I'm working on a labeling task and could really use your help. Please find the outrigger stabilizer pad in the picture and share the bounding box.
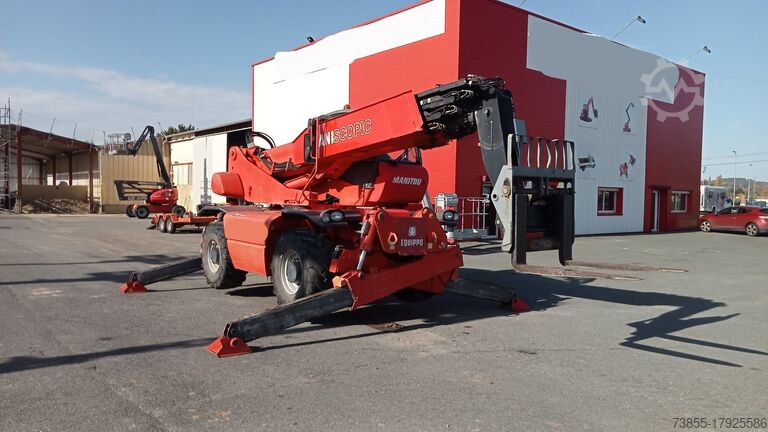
[510,295,530,313]
[121,280,148,294]
[207,335,252,357]
[120,257,203,294]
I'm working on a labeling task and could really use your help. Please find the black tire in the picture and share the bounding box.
[165,217,177,234]
[171,205,186,218]
[135,205,150,219]
[157,218,167,233]
[125,205,136,218]
[700,220,711,232]
[745,222,759,237]
[202,221,247,289]
[270,230,333,305]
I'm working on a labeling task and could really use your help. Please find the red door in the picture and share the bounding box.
[721,207,746,230]
[733,208,753,230]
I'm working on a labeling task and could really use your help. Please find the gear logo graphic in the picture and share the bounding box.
[640,58,704,122]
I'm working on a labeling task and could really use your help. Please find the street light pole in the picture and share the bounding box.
[611,16,646,41]
[732,150,737,204]
[748,163,752,201]
[686,45,711,61]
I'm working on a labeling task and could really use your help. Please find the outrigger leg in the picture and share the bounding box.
[120,257,202,293]
[446,278,530,312]
[207,288,355,357]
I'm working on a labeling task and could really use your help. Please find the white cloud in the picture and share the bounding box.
[0,51,249,143]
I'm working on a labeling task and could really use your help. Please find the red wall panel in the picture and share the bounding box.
[644,65,705,231]
[455,0,567,197]
[348,0,461,196]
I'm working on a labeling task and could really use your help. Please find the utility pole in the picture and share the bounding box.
[732,150,737,204]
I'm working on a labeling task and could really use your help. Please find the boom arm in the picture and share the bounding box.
[110,125,172,188]
[214,76,518,204]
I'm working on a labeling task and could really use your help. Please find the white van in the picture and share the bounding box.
[700,185,730,213]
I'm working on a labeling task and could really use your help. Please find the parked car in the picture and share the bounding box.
[698,206,768,236]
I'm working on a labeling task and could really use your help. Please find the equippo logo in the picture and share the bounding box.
[408,226,417,237]
[640,58,704,122]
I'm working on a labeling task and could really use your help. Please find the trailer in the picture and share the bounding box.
[151,212,217,234]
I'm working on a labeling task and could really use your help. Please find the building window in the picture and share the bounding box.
[172,163,192,186]
[598,187,623,215]
[671,191,689,213]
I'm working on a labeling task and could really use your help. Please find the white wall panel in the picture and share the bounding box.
[252,0,446,146]
[170,139,194,164]
[191,134,228,209]
[526,16,677,234]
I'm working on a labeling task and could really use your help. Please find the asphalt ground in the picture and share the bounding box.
[0,214,766,431]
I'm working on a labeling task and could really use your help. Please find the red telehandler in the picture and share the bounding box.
[111,125,186,219]
[122,76,577,356]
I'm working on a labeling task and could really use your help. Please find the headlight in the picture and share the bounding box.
[442,210,459,222]
[321,210,345,223]
[329,211,345,222]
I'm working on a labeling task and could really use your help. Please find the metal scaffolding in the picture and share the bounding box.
[0,99,11,212]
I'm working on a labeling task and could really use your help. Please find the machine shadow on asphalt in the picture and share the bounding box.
[1,265,766,376]
[0,338,213,375]
[461,268,768,368]
[0,254,200,286]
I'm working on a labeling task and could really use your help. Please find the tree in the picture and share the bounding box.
[714,175,724,186]
[159,124,195,137]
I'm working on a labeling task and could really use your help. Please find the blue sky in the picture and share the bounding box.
[2,0,766,180]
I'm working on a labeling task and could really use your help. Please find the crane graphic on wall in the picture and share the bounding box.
[580,97,598,122]
[619,153,637,178]
[623,102,635,133]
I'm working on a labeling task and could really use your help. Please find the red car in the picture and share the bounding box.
[699,206,768,236]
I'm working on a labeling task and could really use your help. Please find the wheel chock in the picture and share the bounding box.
[121,280,148,293]
[206,336,252,357]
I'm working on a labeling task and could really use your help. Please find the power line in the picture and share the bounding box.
[703,158,768,167]
[703,152,768,160]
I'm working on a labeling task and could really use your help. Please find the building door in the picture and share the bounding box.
[652,190,661,232]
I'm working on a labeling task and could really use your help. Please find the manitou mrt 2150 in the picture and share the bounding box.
[199,75,576,355]
[122,76,576,356]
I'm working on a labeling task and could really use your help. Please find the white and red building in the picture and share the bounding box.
[246,0,705,235]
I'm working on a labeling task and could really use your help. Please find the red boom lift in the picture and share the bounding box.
[111,125,186,219]
[122,76,577,356]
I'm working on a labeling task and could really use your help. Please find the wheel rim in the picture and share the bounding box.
[747,224,757,236]
[206,239,221,273]
[166,218,173,231]
[280,250,302,295]
[701,221,711,231]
